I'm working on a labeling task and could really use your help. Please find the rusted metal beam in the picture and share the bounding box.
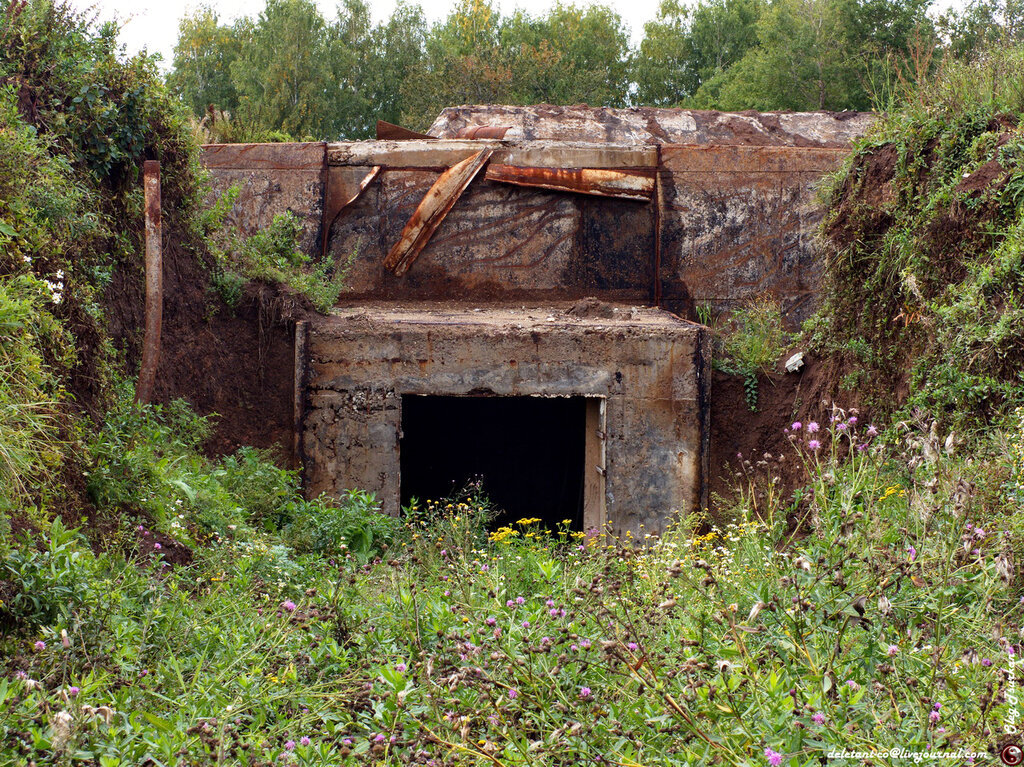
[136,160,162,404]
[384,148,493,277]
[484,164,655,202]
[322,165,381,257]
[456,125,511,139]
[376,120,435,141]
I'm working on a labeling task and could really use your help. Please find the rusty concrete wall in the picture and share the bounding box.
[199,111,866,320]
[429,105,874,147]
[201,142,326,255]
[658,145,848,323]
[302,305,711,537]
[326,140,657,302]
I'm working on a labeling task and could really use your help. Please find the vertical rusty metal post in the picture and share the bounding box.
[292,320,309,470]
[135,160,162,404]
[653,145,663,308]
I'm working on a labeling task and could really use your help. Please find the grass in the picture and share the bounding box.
[711,297,794,410]
[2,401,1021,765]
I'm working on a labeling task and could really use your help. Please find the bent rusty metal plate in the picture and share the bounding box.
[322,165,381,256]
[485,164,655,202]
[383,148,493,276]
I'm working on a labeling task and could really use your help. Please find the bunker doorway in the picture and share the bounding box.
[399,395,606,533]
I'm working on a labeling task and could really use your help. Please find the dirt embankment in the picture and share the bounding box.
[105,217,313,463]
[708,353,864,516]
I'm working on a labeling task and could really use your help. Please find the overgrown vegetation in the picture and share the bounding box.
[709,297,793,410]
[813,44,1024,430]
[3,409,1022,763]
[7,0,1024,764]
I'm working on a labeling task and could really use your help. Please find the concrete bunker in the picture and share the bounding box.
[300,304,710,538]
[203,105,871,536]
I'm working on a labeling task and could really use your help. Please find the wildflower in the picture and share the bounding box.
[395,662,407,672]
[628,642,639,651]
[929,711,940,724]
[907,546,917,562]
[516,596,525,605]
[281,600,297,612]
[506,600,514,607]
[522,621,530,628]
[867,425,878,436]
[154,542,162,550]
[845,680,858,690]
[933,702,941,711]
[579,686,592,699]
[848,416,858,425]
[33,640,45,651]
[811,712,825,725]
[546,599,555,607]
[887,645,898,657]
[765,747,784,766]
[300,736,311,746]
[486,617,496,626]
[807,422,820,433]
[982,658,993,667]
[836,423,847,432]
[68,686,80,697]
[374,734,386,743]
[61,629,70,649]
[580,638,591,649]
[285,740,296,751]
[808,440,821,451]
[508,688,518,699]
[791,421,802,431]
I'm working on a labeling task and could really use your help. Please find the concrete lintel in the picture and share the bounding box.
[327,140,659,169]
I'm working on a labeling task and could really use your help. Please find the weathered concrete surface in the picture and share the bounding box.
[658,145,848,322]
[302,302,711,536]
[201,142,326,255]
[429,105,874,147]
[329,164,657,303]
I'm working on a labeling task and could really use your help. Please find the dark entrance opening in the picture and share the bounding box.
[400,395,586,531]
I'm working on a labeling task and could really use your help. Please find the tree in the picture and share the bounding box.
[697,0,935,111]
[635,0,762,107]
[167,8,242,117]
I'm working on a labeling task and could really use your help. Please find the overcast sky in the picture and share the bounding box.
[72,0,961,70]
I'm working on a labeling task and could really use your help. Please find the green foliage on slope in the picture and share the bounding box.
[813,44,1024,429]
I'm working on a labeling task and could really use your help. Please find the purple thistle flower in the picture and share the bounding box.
[395,662,407,672]
[929,710,940,724]
[765,747,784,766]
[33,641,45,651]
[68,686,80,697]
[486,617,496,626]
[887,645,898,656]
[982,658,993,666]
[807,422,820,433]
[374,734,386,743]
[836,423,847,431]
[285,740,296,751]
[791,421,802,431]
[508,688,518,699]
[506,600,514,607]
[628,642,639,651]
[153,542,161,550]
[808,440,821,451]
[867,425,878,437]
[300,736,311,746]
[579,686,592,699]
[281,600,296,612]
[811,712,825,725]
[907,546,917,562]
[848,416,858,425]
[515,596,525,605]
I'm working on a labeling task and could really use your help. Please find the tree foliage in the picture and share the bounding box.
[167,0,1021,139]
